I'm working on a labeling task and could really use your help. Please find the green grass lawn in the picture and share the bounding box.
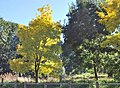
[63,73,114,83]
[1,73,119,88]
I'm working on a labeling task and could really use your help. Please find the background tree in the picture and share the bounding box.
[97,0,120,81]
[0,18,18,74]
[62,2,105,75]
[62,1,120,87]
[9,5,62,83]
[97,0,120,49]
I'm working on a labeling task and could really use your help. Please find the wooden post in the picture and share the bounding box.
[14,82,17,88]
[68,82,72,88]
[59,75,62,82]
[60,83,63,88]
[44,84,47,88]
[1,78,4,83]
[24,83,27,88]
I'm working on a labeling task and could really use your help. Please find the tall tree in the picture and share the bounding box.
[97,0,120,81]
[0,18,18,74]
[62,2,120,88]
[9,5,62,83]
[62,2,105,75]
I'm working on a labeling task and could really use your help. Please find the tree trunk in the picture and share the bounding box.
[103,66,106,73]
[35,58,39,83]
[35,70,38,83]
[59,75,62,82]
[34,54,41,83]
[95,82,99,88]
[93,60,99,88]
[108,70,113,78]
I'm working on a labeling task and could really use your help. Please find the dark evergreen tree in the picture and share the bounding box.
[0,18,19,74]
[62,2,105,74]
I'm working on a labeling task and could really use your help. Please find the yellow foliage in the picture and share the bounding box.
[9,59,31,73]
[97,0,120,31]
[101,33,120,49]
[97,0,120,50]
[9,4,62,76]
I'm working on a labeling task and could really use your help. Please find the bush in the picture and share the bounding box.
[0,83,14,88]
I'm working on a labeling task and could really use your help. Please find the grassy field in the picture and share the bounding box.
[62,73,114,83]
[0,82,120,88]
[0,73,119,88]
[0,73,114,83]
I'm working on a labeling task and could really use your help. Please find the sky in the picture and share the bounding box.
[0,0,76,25]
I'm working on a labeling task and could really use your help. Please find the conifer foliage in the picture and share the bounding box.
[62,2,105,74]
[0,18,18,74]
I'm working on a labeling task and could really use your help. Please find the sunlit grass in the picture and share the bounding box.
[0,73,114,83]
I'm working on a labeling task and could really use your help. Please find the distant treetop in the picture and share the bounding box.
[76,0,105,6]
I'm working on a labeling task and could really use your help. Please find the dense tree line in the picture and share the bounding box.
[0,0,120,86]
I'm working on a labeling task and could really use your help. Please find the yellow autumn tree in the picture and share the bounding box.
[97,0,120,50]
[9,5,62,83]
